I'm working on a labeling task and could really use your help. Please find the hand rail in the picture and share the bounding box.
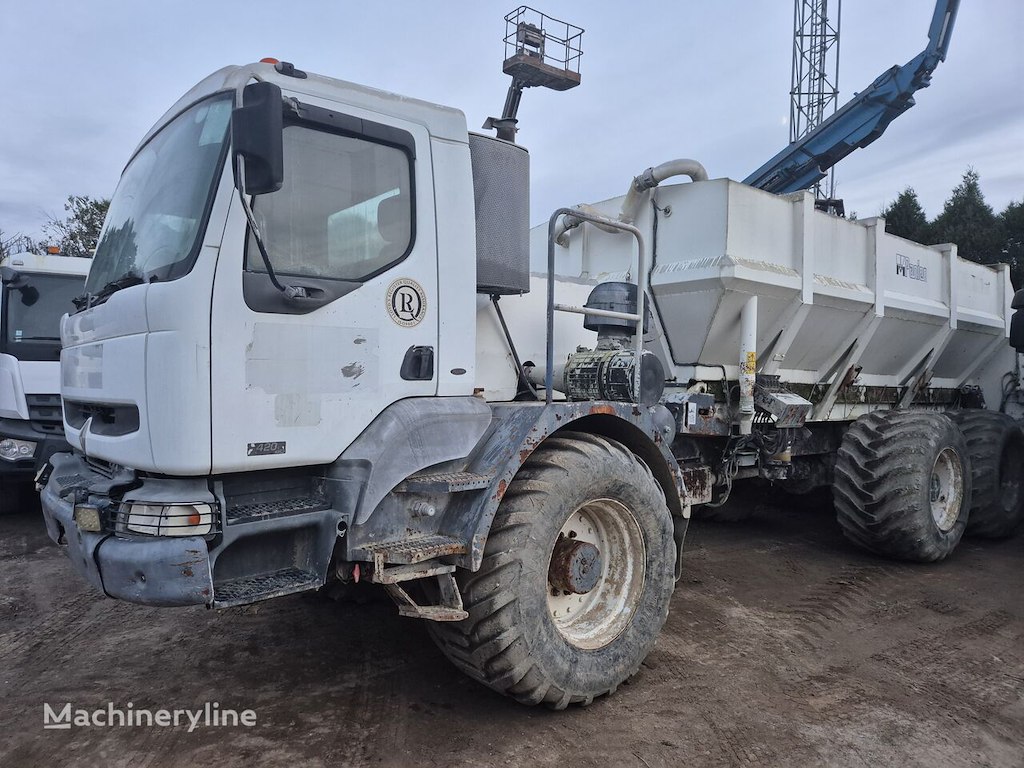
[545,208,646,404]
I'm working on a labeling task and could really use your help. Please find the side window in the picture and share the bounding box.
[247,124,413,282]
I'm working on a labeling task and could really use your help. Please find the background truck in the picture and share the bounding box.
[1,252,90,510]
[38,6,1021,707]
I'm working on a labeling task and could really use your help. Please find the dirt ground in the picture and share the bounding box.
[1,492,1021,768]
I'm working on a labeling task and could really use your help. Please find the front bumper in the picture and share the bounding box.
[0,416,71,479]
[40,452,343,608]
[40,453,214,606]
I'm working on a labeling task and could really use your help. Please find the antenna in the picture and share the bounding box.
[790,0,842,207]
[483,6,583,142]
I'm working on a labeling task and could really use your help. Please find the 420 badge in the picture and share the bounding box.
[386,278,427,327]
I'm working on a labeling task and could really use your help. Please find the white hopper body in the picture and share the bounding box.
[531,178,1014,419]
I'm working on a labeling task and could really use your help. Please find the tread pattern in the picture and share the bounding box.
[832,410,970,562]
[428,432,672,709]
[948,409,1024,538]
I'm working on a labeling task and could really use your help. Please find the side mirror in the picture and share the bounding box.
[18,285,39,307]
[1012,310,1024,352]
[0,266,23,287]
[232,81,284,195]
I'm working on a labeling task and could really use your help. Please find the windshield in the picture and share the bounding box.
[2,273,85,361]
[85,94,233,295]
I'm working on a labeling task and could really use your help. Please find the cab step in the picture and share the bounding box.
[226,495,329,525]
[213,567,320,607]
[361,534,468,566]
[383,572,468,622]
[395,471,494,494]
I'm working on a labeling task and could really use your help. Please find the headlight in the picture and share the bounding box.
[0,438,36,462]
[120,502,215,536]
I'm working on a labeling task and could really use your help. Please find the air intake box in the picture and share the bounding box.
[469,133,530,295]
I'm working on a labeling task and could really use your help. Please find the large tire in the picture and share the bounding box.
[833,410,972,562]
[948,409,1024,538]
[429,432,676,708]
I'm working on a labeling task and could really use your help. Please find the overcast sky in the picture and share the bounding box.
[1,0,1021,241]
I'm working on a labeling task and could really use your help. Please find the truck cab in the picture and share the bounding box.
[0,252,90,502]
[40,60,618,608]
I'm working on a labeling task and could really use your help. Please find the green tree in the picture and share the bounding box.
[1000,199,1024,288]
[931,169,1003,265]
[881,187,930,242]
[40,195,109,258]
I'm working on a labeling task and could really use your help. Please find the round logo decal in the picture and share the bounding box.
[386,278,427,327]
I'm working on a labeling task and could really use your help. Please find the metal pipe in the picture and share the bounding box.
[553,203,624,248]
[739,295,758,435]
[491,294,536,399]
[546,208,646,405]
[553,304,639,322]
[553,159,708,247]
[618,159,709,225]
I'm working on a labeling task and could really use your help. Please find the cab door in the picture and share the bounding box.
[209,94,438,473]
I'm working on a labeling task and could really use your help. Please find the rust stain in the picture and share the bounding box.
[519,448,533,463]
[589,405,615,415]
[496,479,507,500]
[183,567,194,577]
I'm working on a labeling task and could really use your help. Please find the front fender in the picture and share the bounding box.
[446,401,685,571]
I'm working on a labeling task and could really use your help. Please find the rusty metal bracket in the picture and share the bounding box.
[383,572,468,622]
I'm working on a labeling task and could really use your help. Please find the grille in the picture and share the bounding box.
[25,394,64,434]
[64,401,140,437]
[84,457,117,479]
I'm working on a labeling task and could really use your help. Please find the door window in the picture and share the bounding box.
[246,124,413,282]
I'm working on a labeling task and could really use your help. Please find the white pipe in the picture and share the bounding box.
[554,203,625,247]
[553,158,709,247]
[739,295,758,435]
[618,159,709,225]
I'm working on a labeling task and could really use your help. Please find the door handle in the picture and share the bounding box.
[400,346,434,381]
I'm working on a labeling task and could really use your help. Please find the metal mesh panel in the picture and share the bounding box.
[469,133,530,295]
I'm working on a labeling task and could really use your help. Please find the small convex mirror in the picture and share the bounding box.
[232,81,284,195]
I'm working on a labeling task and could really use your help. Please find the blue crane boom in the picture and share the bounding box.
[744,0,960,195]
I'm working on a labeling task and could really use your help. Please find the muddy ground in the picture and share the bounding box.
[0,492,1021,768]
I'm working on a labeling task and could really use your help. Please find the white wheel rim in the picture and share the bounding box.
[546,498,646,650]
[930,447,963,532]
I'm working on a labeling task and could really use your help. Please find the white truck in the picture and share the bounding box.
[1,252,90,509]
[37,13,1022,707]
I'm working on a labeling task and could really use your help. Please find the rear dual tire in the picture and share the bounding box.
[833,410,971,562]
[949,409,1024,538]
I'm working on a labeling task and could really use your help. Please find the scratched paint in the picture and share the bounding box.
[274,393,323,427]
[341,363,365,379]
[245,323,379,394]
